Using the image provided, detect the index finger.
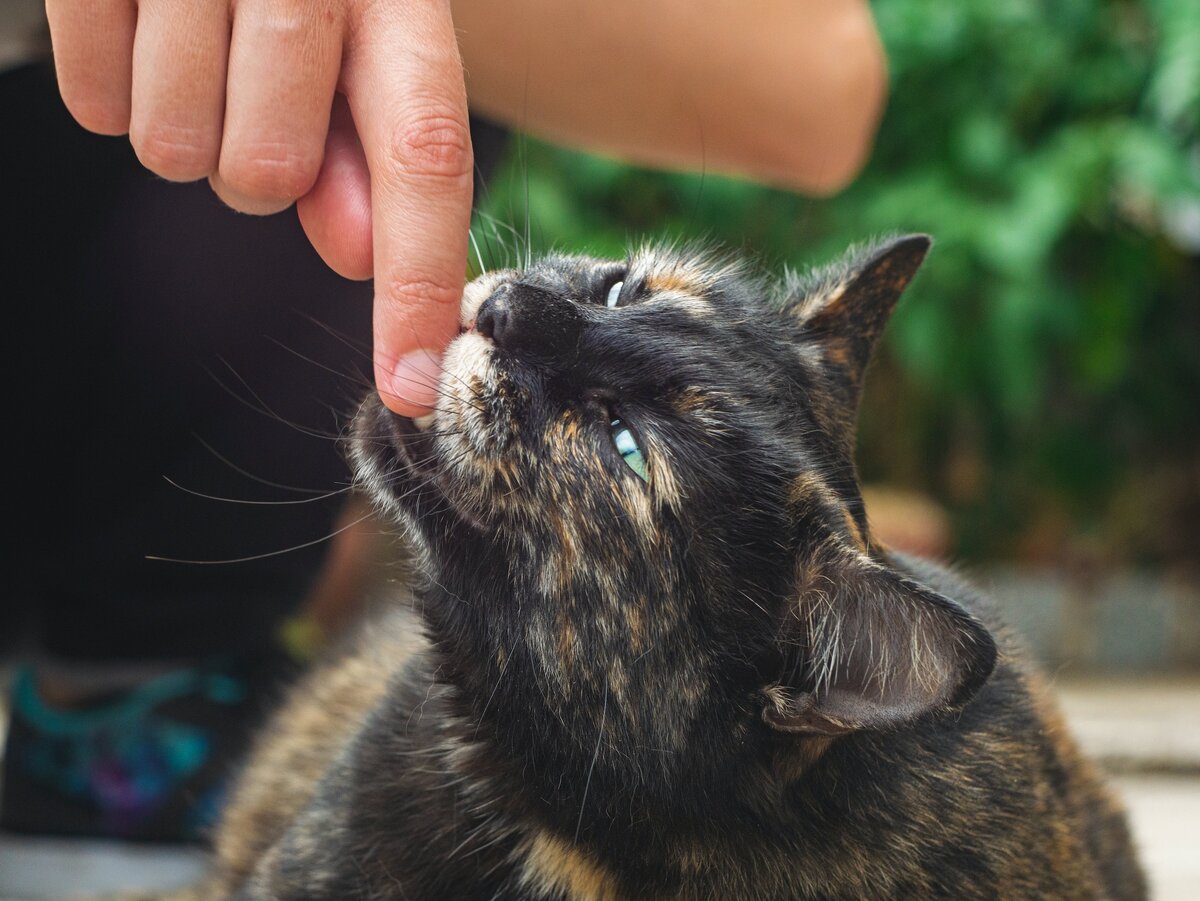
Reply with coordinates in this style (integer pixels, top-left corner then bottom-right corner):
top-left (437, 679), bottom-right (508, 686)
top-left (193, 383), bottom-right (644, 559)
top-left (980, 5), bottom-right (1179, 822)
top-left (344, 0), bottom-right (473, 416)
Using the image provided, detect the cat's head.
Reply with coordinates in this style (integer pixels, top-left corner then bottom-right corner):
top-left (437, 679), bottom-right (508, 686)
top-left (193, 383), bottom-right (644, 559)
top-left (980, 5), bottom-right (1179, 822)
top-left (352, 235), bottom-right (995, 800)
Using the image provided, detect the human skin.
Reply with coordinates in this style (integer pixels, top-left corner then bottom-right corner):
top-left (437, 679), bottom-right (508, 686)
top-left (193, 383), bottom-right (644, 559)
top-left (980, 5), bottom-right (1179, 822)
top-left (43, 0), bottom-right (886, 415)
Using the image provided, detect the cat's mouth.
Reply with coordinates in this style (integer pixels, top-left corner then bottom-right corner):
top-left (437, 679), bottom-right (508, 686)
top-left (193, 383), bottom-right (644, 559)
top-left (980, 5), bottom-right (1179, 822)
top-left (377, 322), bottom-right (486, 476)
top-left (351, 325), bottom-right (507, 531)
top-left (382, 411), bottom-right (438, 472)
top-left (351, 390), bottom-right (447, 505)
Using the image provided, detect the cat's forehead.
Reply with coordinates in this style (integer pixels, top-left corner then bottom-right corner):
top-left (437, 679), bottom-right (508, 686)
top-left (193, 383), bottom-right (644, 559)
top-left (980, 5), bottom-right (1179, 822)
top-left (517, 246), bottom-right (749, 299)
top-left (631, 245), bottom-right (750, 297)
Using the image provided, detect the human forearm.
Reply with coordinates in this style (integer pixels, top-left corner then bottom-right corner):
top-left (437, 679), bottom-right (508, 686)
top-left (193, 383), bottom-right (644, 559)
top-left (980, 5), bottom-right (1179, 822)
top-left (454, 0), bottom-right (887, 194)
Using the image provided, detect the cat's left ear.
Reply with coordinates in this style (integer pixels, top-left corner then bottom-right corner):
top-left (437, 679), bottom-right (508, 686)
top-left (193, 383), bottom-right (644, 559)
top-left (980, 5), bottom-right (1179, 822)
top-left (786, 234), bottom-right (931, 388)
top-left (763, 544), bottom-right (996, 736)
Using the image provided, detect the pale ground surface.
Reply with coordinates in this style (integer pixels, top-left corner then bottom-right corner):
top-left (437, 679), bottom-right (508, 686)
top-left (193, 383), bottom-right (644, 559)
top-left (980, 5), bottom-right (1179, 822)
top-left (1056, 678), bottom-right (1200, 901)
top-left (1, 677), bottom-right (1198, 899)
top-left (1112, 775), bottom-right (1200, 901)
top-left (1055, 678), bottom-right (1200, 773)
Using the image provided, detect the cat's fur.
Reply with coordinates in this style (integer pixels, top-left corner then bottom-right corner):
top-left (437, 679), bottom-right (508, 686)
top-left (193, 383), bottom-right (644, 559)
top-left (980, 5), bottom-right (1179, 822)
top-left (192, 237), bottom-right (1145, 899)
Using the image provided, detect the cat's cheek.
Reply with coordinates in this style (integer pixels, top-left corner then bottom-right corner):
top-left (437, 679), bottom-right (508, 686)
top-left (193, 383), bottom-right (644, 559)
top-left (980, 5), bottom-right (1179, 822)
top-left (440, 331), bottom-right (496, 387)
top-left (438, 330), bottom-right (501, 455)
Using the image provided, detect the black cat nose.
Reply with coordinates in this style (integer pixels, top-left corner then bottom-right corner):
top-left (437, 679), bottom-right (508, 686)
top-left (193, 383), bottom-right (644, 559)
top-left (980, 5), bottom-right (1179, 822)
top-left (475, 282), bottom-right (583, 358)
top-left (474, 284), bottom-right (513, 343)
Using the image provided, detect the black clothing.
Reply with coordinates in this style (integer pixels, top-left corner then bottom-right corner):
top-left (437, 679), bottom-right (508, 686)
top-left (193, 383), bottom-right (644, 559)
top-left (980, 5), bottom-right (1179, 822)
top-left (1, 62), bottom-right (508, 662)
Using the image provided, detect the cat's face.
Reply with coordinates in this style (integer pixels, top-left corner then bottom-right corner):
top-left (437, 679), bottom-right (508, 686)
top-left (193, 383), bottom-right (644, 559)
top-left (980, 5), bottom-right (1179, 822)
top-left (352, 237), bottom-right (995, 801)
top-left (355, 249), bottom-right (804, 738)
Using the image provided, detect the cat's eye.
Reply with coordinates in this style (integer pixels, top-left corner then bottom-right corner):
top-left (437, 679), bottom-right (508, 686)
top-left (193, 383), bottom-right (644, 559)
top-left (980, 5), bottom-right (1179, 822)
top-left (605, 280), bottom-right (624, 309)
top-left (610, 417), bottom-right (648, 482)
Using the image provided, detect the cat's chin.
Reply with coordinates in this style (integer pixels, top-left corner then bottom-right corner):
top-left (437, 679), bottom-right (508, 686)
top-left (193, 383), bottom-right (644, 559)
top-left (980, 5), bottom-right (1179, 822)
top-left (350, 392), bottom-right (492, 541)
top-left (351, 397), bottom-right (435, 510)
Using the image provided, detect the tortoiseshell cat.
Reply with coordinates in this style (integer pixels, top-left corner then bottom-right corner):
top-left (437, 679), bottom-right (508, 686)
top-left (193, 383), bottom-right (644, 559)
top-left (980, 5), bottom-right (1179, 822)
top-left (194, 236), bottom-right (1145, 899)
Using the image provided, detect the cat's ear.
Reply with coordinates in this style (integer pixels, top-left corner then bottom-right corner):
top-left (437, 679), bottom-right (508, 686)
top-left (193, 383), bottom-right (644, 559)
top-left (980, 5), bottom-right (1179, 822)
top-left (763, 545), bottom-right (996, 735)
top-left (786, 234), bottom-right (931, 387)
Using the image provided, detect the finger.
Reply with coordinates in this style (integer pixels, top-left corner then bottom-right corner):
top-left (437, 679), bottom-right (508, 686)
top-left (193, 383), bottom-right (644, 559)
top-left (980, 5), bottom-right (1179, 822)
top-left (345, 0), bottom-right (474, 415)
top-left (128, 0), bottom-right (230, 182)
top-left (45, 0), bottom-right (136, 135)
top-left (297, 95), bottom-right (374, 280)
top-left (213, 0), bottom-right (343, 215)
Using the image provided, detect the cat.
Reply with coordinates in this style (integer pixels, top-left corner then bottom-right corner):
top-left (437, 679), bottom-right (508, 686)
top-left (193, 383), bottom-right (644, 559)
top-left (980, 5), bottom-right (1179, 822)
top-left (188, 235), bottom-right (1145, 899)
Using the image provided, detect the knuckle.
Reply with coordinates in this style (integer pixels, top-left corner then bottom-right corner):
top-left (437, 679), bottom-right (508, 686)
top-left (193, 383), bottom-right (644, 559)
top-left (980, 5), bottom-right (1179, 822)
top-left (382, 273), bottom-right (464, 311)
top-left (131, 122), bottom-right (217, 180)
top-left (220, 141), bottom-right (321, 201)
top-left (258, 8), bottom-right (307, 41)
top-left (382, 111), bottom-right (473, 185)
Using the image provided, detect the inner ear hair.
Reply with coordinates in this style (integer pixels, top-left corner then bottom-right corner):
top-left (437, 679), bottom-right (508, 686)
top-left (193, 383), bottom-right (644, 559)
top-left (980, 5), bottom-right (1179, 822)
top-left (763, 543), bottom-right (996, 736)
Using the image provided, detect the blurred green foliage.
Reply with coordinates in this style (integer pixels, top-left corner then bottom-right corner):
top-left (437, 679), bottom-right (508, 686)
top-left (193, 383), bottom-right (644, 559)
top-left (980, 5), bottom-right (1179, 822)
top-left (476, 0), bottom-right (1200, 563)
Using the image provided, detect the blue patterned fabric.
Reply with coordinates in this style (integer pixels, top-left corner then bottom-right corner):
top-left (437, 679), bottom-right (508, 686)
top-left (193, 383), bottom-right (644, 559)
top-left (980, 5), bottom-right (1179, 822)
top-left (4, 666), bottom-right (245, 839)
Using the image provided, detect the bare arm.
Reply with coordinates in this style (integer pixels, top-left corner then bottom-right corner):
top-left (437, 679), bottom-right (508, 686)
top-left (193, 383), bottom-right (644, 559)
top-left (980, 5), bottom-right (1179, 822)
top-left (455, 0), bottom-right (886, 194)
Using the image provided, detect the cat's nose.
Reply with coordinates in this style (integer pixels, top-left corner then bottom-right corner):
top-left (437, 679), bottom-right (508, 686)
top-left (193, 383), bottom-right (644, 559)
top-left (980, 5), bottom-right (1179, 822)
top-left (475, 283), bottom-right (583, 358)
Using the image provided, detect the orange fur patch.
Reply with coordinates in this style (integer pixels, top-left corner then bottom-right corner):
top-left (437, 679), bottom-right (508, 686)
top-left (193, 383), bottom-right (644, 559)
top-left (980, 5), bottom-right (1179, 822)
top-left (646, 271), bottom-right (700, 296)
top-left (520, 832), bottom-right (624, 900)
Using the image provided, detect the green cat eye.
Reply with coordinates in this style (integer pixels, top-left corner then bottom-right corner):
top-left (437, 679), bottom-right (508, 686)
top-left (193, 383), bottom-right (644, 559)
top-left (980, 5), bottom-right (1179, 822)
top-left (610, 417), bottom-right (648, 482)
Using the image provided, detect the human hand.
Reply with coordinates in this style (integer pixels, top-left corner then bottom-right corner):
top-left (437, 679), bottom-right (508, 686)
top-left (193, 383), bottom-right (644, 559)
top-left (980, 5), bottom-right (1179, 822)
top-left (46, 0), bottom-right (473, 414)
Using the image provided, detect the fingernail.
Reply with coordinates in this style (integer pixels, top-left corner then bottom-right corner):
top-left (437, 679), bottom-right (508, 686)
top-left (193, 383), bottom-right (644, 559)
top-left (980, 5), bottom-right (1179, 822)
top-left (389, 349), bottom-right (443, 411)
